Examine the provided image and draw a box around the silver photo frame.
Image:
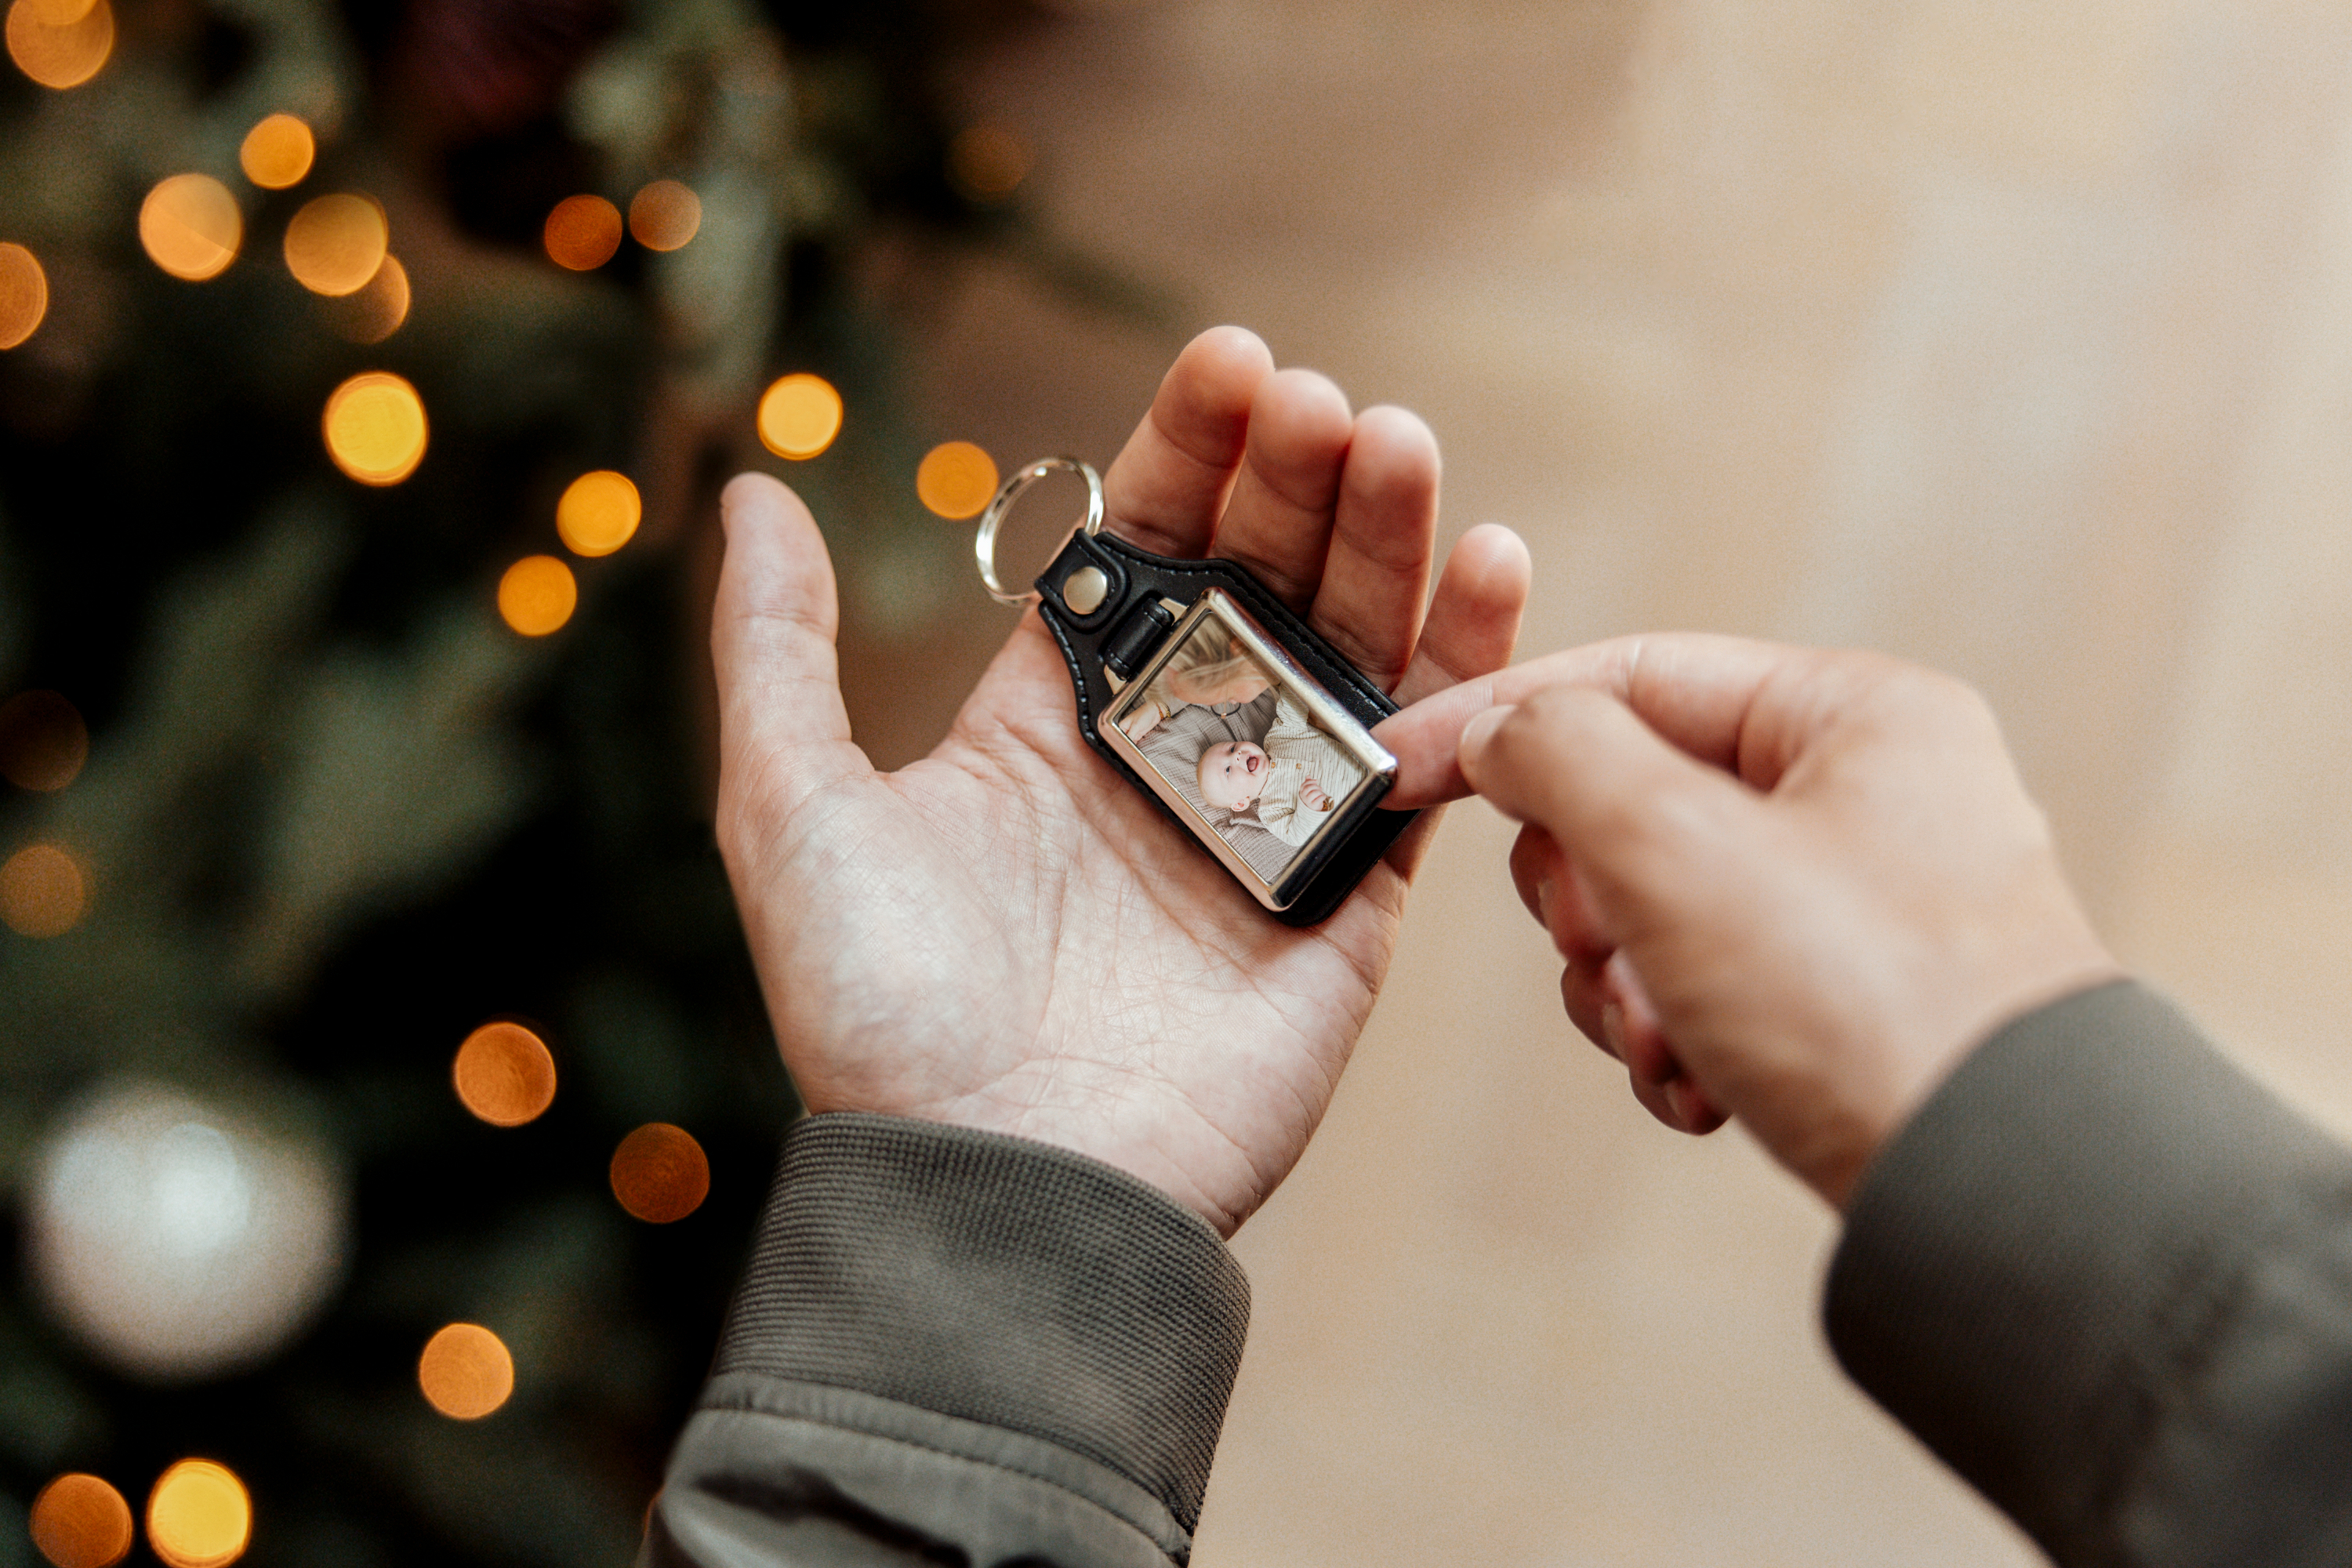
[1101,590,1398,911]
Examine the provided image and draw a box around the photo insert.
[1108,597,1378,891]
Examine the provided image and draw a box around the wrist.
[884,1094,1263,1239]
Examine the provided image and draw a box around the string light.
[238,114,314,190]
[0,689,89,789]
[321,253,407,344]
[452,1022,556,1126]
[543,194,622,270]
[30,1472,132,1568]
[139,175,241,282]
[5,0,111,89]
[627,180,701,251]
[497,555,576,637]
[555,470,640,557]
[282,193,385,296]
[610,1123,709,1223]
[0,241,46,349]
[2,843,86,938]
[144,1461,249,1568]
[321,371,426,485]
[756,373,842,459]
[916,441,999,520]
[418,1323,514,1419]
[948,125,1030,201]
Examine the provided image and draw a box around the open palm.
[714,328,1529,1233]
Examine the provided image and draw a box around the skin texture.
[1377,635,2124,1209]
[713,327,1530,1236]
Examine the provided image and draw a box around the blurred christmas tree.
[0,0,1086,1562]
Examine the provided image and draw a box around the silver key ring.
[975,456,1104,607]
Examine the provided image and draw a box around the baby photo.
[1112,606,1371,885]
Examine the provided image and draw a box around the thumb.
[1457,685,1755,940]
[713,473,870,816]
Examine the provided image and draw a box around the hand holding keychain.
[975,457,1413,926]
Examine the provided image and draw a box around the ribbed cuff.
[709,1112,1250,1534]
[1824,980,2344,1561]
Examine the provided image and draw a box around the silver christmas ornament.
[25,1080,350,1381]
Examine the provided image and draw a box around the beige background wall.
[834,2,2352,1562]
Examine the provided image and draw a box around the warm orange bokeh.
[30,1472,133,1568]
[452,1022,557,1127]
[948,124,1029,201]
[138,174,241,282]
[0,688,89,790]
[543,194,622,270]
[2,843,86,938]
[321,253,408,344]
[238,113,314,190]
[145,1461,249,1568]
[916,441,1000,521]
[611,1123,710,1223]
[555,470,641,557]
[321,371,426,485]
[283,193,387,296]
[627,180,702,252]
[756,373,843,460]
[0,241,47,350]
[418,1323,515,1420]
[5,0,111,89]
[497,555,577,637]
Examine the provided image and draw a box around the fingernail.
[1458,704,1513,764]
[1664,1078,1698,1131]
[1599,998,1627,1062]
[1534,872,1558,928]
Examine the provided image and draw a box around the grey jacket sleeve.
[641,1113,1249,1568]
[1826,979,2352,1567]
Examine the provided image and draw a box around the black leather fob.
[1033,529,1416,927]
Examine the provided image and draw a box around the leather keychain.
[977,457,1415,926]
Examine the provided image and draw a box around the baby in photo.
[1196,695,1367,847]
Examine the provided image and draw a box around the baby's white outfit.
[1253,695,1367,848]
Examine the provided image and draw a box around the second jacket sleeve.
[1825,979,2352,1568]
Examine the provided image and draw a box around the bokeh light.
[497,555,576,637]
[610,1123,709,1223]
[627,180,701,252]
[30,1472,132,1568]
[139,175,241,282]
[2,844,86,938]
[543,194,622,270]
[321,252,408,344]
[555,470,641,557]
[5,0,111,89]
[321,371,426,485]
[452,1022,556,1126]
[144,1461,249,1568]
[948,124,1030,201]
[916,441,1000,520]
[756,373,842,459]
[0,241,48,349]
[418,1323,514,1420]
[282,193,386,296]
[238,114,314,190]
[0,689,89,789]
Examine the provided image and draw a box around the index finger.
[1375,633,1860,807]
[1098,325,1275,556]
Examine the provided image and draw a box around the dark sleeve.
[641,1113,1250,1568]
[1825,979,2352,1567]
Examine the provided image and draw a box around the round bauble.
[26,1080,350,1381]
